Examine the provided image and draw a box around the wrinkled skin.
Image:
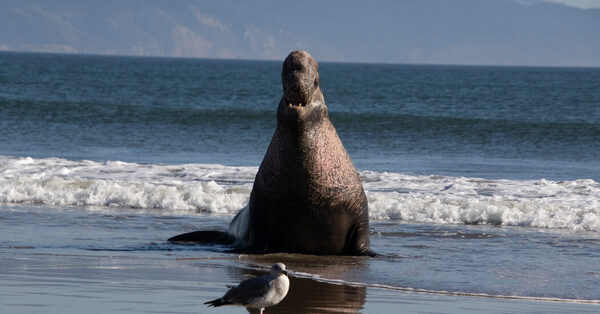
[230,51,373,255]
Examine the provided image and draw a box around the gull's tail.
[204,298,229,307]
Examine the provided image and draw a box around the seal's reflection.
[231,267,366,313]
[271,276,366,313]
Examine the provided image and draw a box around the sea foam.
[0,156,253,215]
[1,156,599,232]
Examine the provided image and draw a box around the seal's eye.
[314,78,319,87]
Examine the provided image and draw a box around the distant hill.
[1,0,599,66]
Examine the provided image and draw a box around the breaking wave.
[1,156,598,232]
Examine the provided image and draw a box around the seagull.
[205,262,290,313]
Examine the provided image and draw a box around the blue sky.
[1,0,599,66]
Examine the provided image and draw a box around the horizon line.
[1,49,599,70]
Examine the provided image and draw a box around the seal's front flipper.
[168,230,232,244]
[344,220,377,257]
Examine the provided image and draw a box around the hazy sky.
[1,0,599,66]
[545,0,600,8]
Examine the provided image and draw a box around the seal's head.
[279,51,326,129]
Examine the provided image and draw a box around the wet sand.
[1,248,598,314]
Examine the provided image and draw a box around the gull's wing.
[223,274,273,305]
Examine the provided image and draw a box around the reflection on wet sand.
[271,276,366,313]
[226,255,368,313]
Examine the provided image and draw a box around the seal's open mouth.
[285,92,307,108]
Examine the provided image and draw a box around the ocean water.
[1,52,600,311]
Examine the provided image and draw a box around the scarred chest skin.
[245,51,371,255]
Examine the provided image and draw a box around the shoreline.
[2,249,598,314]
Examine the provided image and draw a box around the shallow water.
[1,203,599,308]
[2,249,598,314]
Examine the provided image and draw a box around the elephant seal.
[169,51,373,256]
